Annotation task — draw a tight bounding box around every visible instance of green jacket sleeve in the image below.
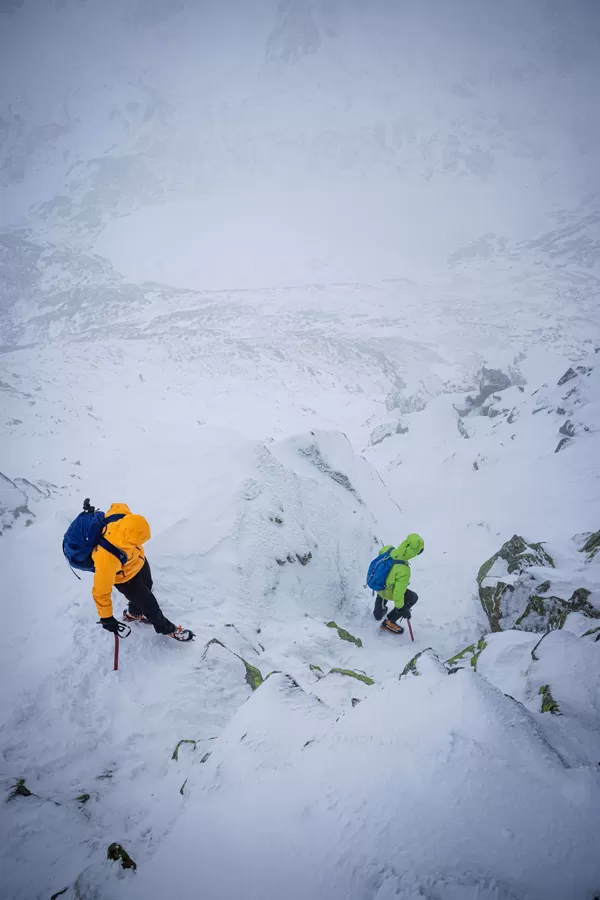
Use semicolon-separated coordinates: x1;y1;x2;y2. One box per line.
391;565;410;609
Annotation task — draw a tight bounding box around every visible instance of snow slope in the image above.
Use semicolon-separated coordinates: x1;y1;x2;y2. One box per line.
1;345;599;899
129;666;600;900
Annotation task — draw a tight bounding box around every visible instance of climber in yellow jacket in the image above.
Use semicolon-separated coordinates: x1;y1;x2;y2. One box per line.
92;503;194;642
373;533;424;634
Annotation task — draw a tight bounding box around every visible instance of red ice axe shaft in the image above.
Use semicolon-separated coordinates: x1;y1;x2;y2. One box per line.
407;619;415;642
111;623;131;671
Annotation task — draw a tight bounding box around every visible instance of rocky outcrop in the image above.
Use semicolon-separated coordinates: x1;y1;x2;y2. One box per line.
369;421;409;446
580;530;600;562
477;536;600;633
298;442;363;503
107;843;136;870
477;535;555;632
455;367;513;417
0;472;34;535
515;588;600;632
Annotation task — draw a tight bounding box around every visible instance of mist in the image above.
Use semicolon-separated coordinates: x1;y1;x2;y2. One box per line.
2;0;599;290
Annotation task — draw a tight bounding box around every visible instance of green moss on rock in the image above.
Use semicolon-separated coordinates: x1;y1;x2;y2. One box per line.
171;739;196;761
329;667;374;686
107;843;137;870
471;638;487;670
310;664;324;675
581;530;600;561
582;626;600;638
400;648;435;678
539;685;560;715
7;779;33;801
201;638;264;691
537;581;551;594
445;638;487;671
326;621;363;648
241;659;264;691
446;643;476;666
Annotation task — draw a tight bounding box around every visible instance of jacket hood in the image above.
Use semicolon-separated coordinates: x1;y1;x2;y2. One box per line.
106;504;151;547
391;533;424;561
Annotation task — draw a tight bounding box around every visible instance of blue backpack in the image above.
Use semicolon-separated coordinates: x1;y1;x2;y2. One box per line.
366;549;408;592
63;499;128;575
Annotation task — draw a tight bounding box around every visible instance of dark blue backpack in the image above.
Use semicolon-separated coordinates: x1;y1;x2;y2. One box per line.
63;499;128;575
366;549;408;592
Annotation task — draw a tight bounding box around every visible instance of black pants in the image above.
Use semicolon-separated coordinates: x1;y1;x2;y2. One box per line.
373;589;418;623
116;560;175;635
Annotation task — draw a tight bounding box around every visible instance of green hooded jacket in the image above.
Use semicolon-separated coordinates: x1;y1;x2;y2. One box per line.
376;533;424;609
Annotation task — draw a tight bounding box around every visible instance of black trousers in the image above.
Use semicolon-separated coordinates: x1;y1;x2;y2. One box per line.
373;589;418;623
115;560;175;635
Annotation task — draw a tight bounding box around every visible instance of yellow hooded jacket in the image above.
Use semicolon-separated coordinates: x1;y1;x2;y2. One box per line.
91;503;151;618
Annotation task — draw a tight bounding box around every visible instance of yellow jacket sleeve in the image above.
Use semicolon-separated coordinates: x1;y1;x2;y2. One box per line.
92;549;121;618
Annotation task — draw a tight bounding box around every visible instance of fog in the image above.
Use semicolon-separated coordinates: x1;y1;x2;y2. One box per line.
2;0;599;290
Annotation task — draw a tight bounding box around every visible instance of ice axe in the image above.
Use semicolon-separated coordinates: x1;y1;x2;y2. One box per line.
96;622;130;671
113;622;131;671
407;619;415;642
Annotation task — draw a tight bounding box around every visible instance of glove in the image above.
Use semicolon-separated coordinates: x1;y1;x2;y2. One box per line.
401;609;412;620
100;616;120;634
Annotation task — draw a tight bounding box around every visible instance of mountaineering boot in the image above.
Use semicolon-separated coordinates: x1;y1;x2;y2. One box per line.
122;608;150;624
168;626;195;642
381;618;404;635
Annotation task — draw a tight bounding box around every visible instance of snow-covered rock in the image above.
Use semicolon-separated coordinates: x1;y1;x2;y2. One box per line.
128;665;600;900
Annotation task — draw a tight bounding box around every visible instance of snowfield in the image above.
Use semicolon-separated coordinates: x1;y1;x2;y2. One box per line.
2;1;600;899
1;353;599;900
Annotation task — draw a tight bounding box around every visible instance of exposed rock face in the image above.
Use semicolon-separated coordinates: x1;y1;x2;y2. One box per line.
557;367;577;386
456;367;513;416
0;471;34;535
581;530;600;562
369;421;409;446
515;587;599;632
477;535;600;633
477;535;555;632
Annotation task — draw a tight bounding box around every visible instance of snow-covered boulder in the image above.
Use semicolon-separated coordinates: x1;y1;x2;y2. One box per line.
477;628;600;767
128;665;600;900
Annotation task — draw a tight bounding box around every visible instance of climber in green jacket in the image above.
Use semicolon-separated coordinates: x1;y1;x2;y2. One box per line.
373;533;424;634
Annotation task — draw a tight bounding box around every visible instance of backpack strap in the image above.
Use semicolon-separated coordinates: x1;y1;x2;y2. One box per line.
98;513;128;566
103;513;125;526
97;536;128;566
392;560;408;567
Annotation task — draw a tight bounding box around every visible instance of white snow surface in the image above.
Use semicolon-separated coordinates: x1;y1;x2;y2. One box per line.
1;350;599;900
2;3;600;899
